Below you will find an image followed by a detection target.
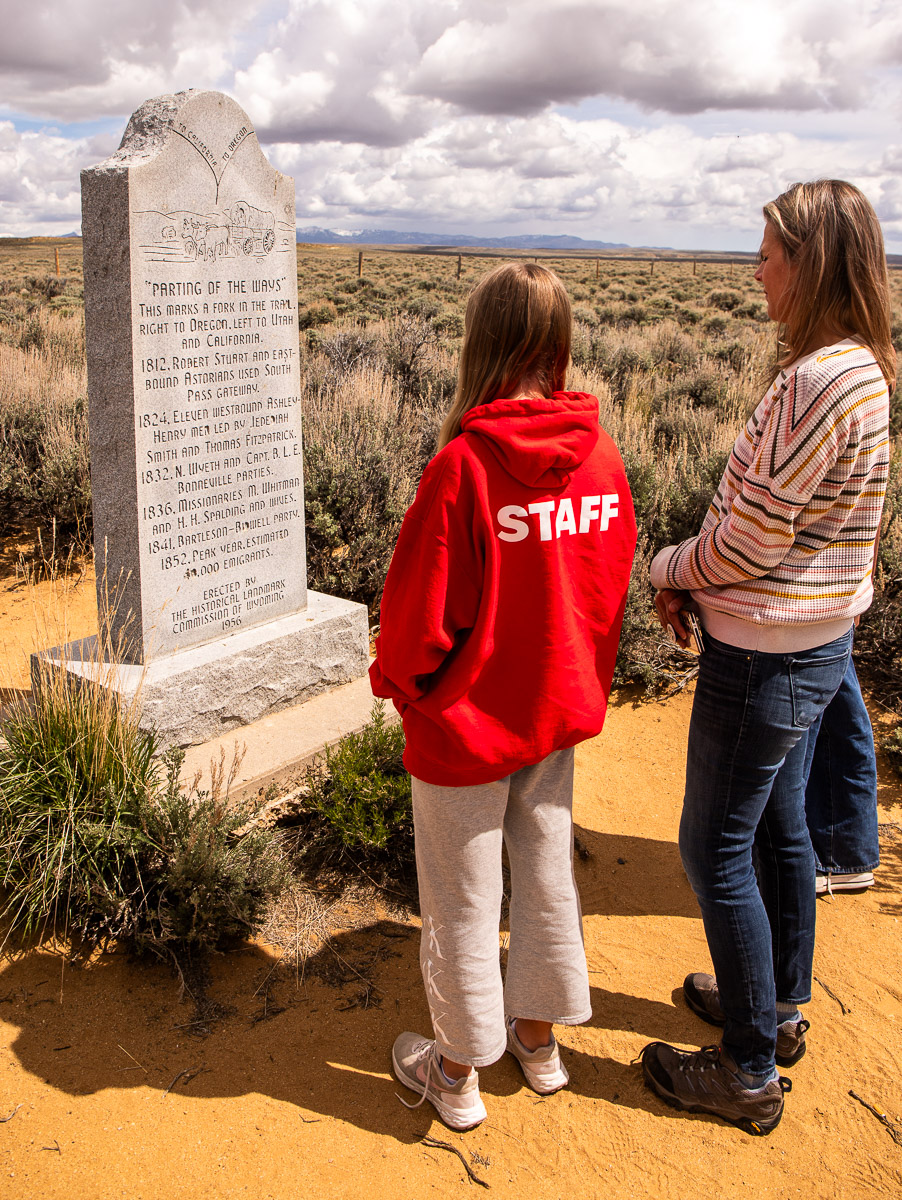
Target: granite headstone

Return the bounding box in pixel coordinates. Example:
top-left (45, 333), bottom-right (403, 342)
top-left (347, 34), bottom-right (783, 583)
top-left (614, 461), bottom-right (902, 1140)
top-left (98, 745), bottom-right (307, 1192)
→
top-left (38, 90), bottom-right (369, 746)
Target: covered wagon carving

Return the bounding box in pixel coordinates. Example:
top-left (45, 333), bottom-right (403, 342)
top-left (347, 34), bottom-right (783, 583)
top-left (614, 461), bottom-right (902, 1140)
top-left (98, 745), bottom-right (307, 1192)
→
top-left (229, 202), bottom-right (276, 255)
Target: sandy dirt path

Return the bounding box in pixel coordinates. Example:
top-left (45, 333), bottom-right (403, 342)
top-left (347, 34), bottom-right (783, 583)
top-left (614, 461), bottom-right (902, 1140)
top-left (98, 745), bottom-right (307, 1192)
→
top-left (0, 566), bottom-right (900, 1198)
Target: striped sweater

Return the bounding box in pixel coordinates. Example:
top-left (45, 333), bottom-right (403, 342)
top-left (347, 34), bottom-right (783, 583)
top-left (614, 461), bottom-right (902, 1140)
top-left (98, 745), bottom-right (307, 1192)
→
top-left (649, 340), bottom-right (890, 627)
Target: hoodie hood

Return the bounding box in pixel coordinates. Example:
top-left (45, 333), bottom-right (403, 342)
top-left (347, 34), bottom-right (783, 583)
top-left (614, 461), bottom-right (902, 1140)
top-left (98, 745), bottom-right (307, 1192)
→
top-left (460, 391), bottom-right (600, 489)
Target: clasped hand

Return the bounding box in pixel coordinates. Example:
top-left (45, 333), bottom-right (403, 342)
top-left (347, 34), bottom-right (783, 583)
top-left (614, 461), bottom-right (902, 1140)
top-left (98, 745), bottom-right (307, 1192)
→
top-left (653, 587), bottom-right (693, 648)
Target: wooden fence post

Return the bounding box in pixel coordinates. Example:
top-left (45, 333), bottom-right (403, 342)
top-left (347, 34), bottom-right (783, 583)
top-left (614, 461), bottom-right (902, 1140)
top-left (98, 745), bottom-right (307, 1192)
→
top-left (595, 259), bottom-right (599, 279)
top-left (692, 259), bottom-right (697, 276)
top-left (649, 259), bottom-right (654, 276)
top-left (357, 250), bottom-right (363, 277)
top-left (456, 255), bottom-right (462, 279)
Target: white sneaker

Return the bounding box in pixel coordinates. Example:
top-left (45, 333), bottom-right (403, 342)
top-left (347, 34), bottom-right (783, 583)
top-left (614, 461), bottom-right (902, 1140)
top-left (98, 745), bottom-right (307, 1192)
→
top-left (392, 1032), bottom-right (487, 1130)
top-left (505, 1017), bottom-right (569, 1094)
top-left (816, 871), bottom-right (875, 895)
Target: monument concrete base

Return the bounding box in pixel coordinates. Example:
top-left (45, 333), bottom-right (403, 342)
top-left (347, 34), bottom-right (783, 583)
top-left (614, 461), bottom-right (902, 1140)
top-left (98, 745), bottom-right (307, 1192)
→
top-left (179, 669), bottom-right (398, 805)
top-left (33, 590), bottom-right (370, 748)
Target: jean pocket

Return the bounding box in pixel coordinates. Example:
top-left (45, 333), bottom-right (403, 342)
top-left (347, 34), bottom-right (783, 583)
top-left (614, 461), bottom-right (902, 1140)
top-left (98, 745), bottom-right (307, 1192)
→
top-left (787, 652), bottom-right (849, 729)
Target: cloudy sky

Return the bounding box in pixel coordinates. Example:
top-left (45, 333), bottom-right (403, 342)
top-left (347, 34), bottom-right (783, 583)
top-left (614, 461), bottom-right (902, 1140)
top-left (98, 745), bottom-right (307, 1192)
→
top-left (2, 0), bottom-right (902, 249)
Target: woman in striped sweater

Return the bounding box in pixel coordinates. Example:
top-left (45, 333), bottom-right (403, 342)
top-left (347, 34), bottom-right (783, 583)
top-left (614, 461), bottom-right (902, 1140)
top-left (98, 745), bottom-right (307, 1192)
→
top-left (640, 181), bottom-right (894, 1134)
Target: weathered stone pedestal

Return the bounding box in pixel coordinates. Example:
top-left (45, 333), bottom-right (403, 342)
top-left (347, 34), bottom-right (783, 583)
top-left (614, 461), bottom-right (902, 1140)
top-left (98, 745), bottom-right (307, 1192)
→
top-left (40, 89), bottom-right (371, 747)
top-left (35, 591), bottom-right (368, 748)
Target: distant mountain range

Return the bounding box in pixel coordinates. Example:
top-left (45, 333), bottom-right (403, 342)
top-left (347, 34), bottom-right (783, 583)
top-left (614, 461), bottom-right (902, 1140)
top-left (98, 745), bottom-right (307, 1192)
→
top-left (296, 227), bottom-right (628, 250)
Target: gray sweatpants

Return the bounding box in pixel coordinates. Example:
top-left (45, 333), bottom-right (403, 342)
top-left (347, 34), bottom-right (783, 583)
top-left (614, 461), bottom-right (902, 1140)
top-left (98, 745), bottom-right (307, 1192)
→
top-left (412, 747), bottom-right (591, 1068)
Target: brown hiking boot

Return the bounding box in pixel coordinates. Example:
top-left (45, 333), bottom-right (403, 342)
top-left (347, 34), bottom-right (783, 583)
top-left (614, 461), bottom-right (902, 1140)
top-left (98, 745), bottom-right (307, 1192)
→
top-left (639, 1041), bottom-right (790, 1135)
top-left (682, 972), bottom-right (810, 1067)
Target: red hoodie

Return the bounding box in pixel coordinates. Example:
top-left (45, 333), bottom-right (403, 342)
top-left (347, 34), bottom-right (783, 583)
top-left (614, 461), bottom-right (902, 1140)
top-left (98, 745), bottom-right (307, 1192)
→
top-left (369, 391), bottom-right (637, 785)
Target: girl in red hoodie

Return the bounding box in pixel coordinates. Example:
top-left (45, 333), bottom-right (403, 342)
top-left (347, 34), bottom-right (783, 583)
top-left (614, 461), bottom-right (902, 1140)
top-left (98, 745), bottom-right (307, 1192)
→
top-left (370, 262), bottom-right (636, 1130)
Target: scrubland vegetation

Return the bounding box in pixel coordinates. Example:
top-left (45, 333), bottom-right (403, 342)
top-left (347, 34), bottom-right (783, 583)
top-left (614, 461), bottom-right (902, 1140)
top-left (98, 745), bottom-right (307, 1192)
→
top-left (2, 238), bottom-right (901, 699)
top-left (0, 237), bottom-right (900, 941)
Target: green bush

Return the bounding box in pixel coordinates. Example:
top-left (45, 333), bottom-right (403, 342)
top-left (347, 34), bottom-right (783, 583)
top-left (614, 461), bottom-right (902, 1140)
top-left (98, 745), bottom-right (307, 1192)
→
top-left (23, 275), bottom-right (68, 302)
top-left (299, 301), bottom-right (338, 329)
top-left (295, 701), bottom-right (413, 877)
top-left (883, 727), bottom-right (902, 776)
top-left (707, 289), bottom-right (744, 311)
top-left (0, 668), bottom-right (287, 954)
top-left (0, 668), bottom-right (158, 941)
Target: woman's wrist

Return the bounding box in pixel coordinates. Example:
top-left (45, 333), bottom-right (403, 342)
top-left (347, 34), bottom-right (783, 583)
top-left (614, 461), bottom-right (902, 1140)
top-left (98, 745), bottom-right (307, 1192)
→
top-left (649, 544), bottom-right (678, 590)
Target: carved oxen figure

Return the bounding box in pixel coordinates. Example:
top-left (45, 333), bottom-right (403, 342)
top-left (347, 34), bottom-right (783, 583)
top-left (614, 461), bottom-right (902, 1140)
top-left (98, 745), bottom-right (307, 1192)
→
top-left (203, 224), bottom-right (232, 262)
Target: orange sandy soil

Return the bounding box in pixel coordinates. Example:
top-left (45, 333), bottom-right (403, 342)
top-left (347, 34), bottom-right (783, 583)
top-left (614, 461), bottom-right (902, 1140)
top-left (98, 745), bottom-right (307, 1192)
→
top-left (0, 559), bottom-right (901, 1199)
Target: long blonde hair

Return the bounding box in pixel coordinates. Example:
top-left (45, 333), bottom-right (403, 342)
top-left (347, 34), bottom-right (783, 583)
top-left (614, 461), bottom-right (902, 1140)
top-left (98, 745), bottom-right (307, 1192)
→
top-left (436, 262), bottom-right (572, 451)
top-left (763, 180), bottom-right (896, 389)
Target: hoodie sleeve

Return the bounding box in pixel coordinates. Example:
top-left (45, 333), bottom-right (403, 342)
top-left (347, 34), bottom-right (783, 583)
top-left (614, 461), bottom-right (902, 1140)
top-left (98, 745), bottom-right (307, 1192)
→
top-left (369, 455), bottom-right (483, 708)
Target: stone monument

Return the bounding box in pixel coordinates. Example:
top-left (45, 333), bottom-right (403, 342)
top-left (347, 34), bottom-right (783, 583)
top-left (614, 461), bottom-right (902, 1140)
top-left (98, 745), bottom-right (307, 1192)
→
top-left (38, 90), bottom-right (369, 746)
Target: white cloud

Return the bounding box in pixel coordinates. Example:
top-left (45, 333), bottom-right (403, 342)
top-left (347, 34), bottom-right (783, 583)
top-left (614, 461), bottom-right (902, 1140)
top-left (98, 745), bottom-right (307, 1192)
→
top-left (409, 0), bottom-right (902, 116)
top-left (2, 1), bottom-right (902, 247)
top-left (0, 0), bottom-right (259, 119)
top-left (0, 122), bottom-right (117, 231)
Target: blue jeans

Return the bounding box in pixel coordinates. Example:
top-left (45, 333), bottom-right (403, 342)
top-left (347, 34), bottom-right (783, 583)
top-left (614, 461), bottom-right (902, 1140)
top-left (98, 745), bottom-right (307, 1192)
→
top-left (679, 628), bottom-right (852, 1076)
top-left (803, 656), bottom-right (879, 875)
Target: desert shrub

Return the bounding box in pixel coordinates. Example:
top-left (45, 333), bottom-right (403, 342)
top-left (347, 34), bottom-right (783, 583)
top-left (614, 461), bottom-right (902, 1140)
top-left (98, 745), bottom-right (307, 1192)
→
top-left (735, 301), bottom-right (767, 321)
top-left (571, 323), bottom-right (610, 370)
top-left (18, 317), bottom-right (44, 351)
top-left (128, 753), bottom-right (290, 957)
top-left (707, 289), bottom-right (744, 311)
top-left (711, 339), bottom-right (754, 373)
top-left (404, 295), bottom-right (442, 320)
top-left (23, 275), bottom-right (68, 302)
top-left (0, 343), bottom-right (91, 539)
top-left (382, 312), bottom-right (443, 402)
top-left (595, 304), bottom-right (621, 326)
top-left (299, 300), bottom-right (338, 328)
top-left (621, 302), bottom-right (649, 325)
top-left (654, 447), bottom-right (731, 548)
top-left (433, 309), bottom-right (464, 338)
top-left (293, 701), bottom-right (413, 876)
top-left (619, 434), bottom-right (729, 553)
top-left (318, 328), bottom-right (380, 378)
top-left (855, 446), bottom-right (902, 715)
top-left (0, 667), bottom-right (287, 953)
top-left (882, 727), bottom-right (902, 775)
top-left (648, 323), bottom-right (697, 368)
top-left (674, 305), bottom-right (702, 326)
top-left (303, 368), bottom-right (422, 612)
top-left (664, 363), bottom-right (729, 409)
top-left (613, 544), bottom-right (699, 691)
